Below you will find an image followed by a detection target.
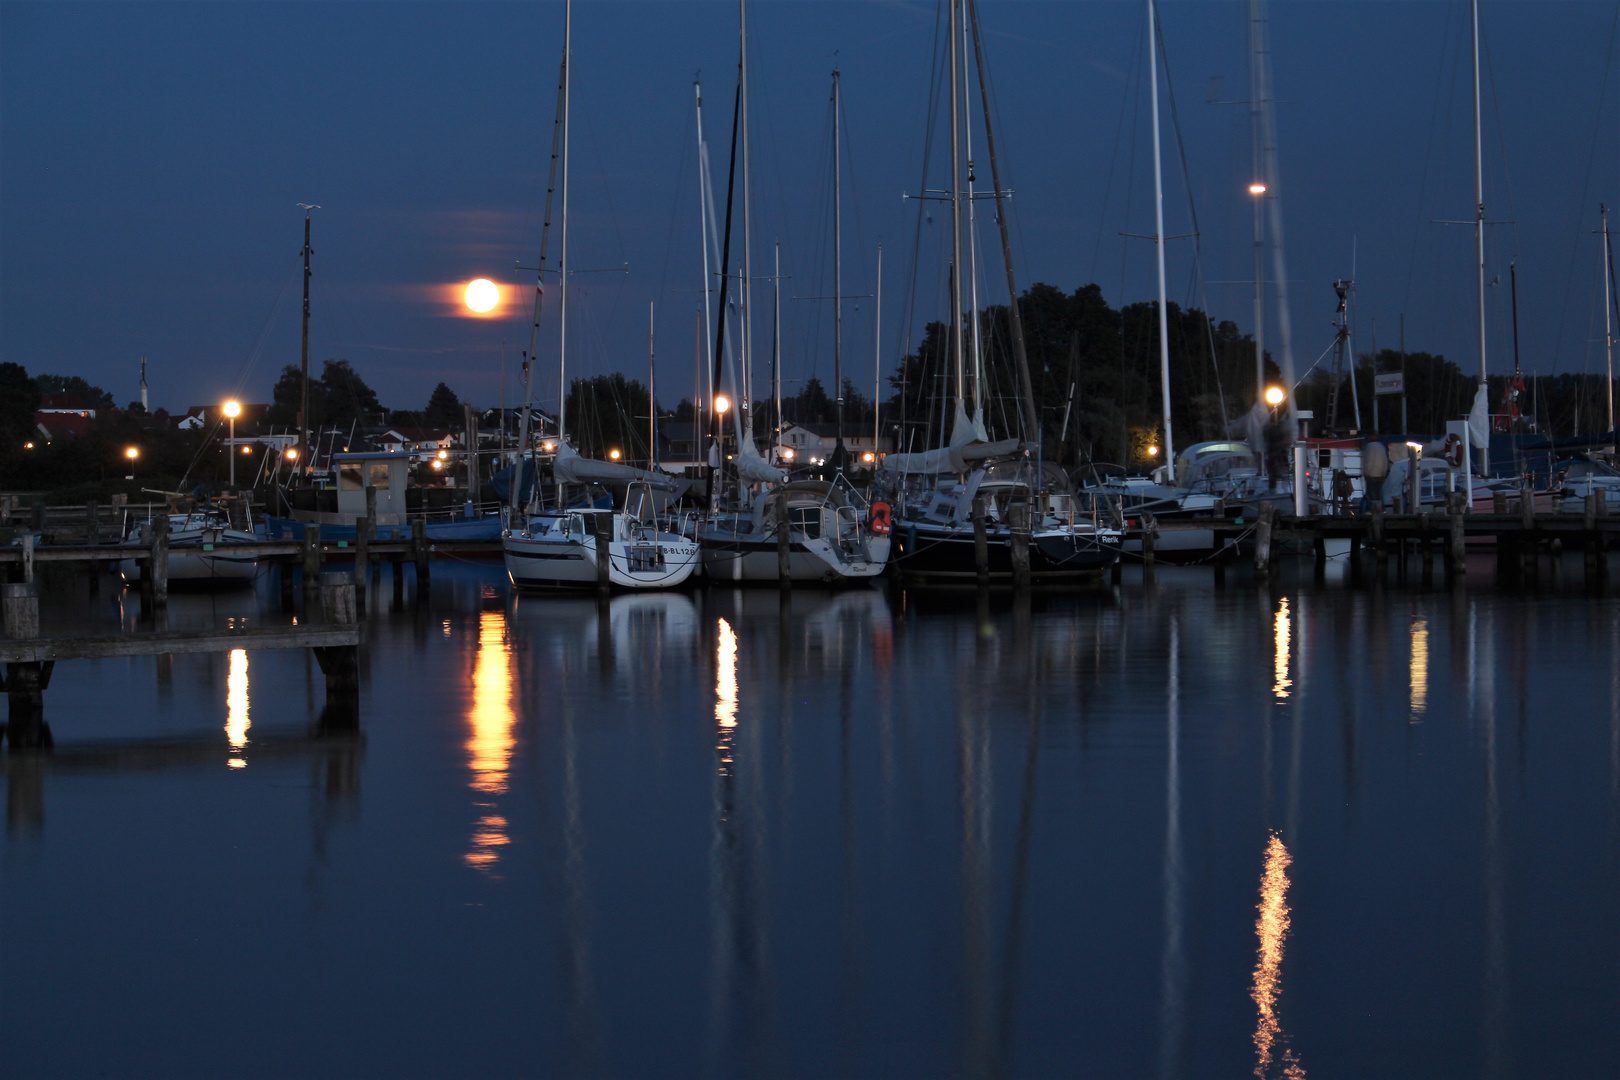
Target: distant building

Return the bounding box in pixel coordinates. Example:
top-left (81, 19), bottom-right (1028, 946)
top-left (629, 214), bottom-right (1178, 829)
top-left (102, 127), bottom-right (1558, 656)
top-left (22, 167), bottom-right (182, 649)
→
top-left (182, 403), bottom-right (271, 427)
top-left (377, 427), bottom-right (456, 457)
top-left (34, 412), bottom-right (94, 442)
top-left (37, 393), bottom-right (95, 420)
top-left (775, 422), bottom-right (891, 465)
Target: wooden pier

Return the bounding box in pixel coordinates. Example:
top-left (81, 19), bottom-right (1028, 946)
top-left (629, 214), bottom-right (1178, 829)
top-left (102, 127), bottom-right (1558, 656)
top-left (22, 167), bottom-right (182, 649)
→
top-left (0, 572), bottom-right (364, 751)
top-left (1119, 492), bottom-right (1617, 588)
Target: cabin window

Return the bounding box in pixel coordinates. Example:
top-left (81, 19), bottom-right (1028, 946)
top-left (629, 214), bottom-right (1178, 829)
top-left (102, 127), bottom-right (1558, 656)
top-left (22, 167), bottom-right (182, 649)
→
top-left (339, 464), bottom-right (364, 492)
top-left (368, 463), bottom-right (391, 490)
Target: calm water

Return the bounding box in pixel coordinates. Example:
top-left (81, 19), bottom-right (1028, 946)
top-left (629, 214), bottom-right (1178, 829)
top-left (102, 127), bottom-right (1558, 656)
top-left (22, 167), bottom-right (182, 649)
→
top-left (3, 559), bottom-right (1618, 1078)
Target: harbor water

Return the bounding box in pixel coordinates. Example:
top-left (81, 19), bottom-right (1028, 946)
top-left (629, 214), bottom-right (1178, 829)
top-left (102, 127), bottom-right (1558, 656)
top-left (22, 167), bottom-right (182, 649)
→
top-left (3, 560), bottom-right (1617, 1078)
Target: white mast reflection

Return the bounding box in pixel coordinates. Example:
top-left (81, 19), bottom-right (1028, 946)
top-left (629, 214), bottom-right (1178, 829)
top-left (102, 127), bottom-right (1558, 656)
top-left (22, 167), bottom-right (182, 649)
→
top-left (1159, 616), bottom-right (1185, 1079)
top-left (226, 648), bottom-right (249, 768)
top-left (465, 610), bottom-right (516, 876)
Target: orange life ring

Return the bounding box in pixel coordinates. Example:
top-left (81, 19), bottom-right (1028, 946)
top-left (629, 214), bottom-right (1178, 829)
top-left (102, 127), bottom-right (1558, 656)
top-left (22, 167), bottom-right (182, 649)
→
top-left (869, 501), bottom-right (893, 535)
top-left (1442, 433), bottom-right (1464, 468)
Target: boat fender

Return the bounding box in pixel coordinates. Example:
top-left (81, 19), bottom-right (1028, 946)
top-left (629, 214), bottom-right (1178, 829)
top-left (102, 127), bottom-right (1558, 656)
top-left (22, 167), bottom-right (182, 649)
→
top-left (1442, 433), bottom-right (1464, 468)
top-left (869, 501), bottom-right (893, 535)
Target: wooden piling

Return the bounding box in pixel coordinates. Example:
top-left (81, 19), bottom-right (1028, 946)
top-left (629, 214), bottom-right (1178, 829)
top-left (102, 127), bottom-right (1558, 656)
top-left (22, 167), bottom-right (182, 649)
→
top-left (312, 571), bottom-right (361, 729)
top-left (2, 582), bottom-right (50, 749)
top-left (20, 533), bottom-right (34, 585)
top-left (776, 492), bottom-right (792, 588)
top-left (150, 513), bottom-right (169, 606)
top-left (1009, 502), bottom-right (1032, 592)
top-left (412, 518), bottom-right (430, 600)
top-left (302, 524), bottom-right (322, 596)
top-left (972, 495), bottom-right (989, 588)
top-left (1493, 490), bottom-right (1507, 515)
top-left (1254, 502), bottom-right (1275, 578)
top-left (592, 512), bottom-right (613, 595)
top-left (353, 516), bottom-right (370, 610)
top-left (1447, 494), bottom-right (1466, 578)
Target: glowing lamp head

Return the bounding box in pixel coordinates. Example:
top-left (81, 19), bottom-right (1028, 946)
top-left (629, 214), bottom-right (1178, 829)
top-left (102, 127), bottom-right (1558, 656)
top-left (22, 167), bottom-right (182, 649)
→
top-left (285, 448), bottom-right (299, 461)
top-left (436, 449), bottom-right (448, 460)
top-left (608, 448), bottom-right (622, 461)
top-left (1249, 182), bottom-right (1268, 196)
top-left (541, 440), bottom-right (556, 453)
top-left (862, 451), bottom-right (875, 463)
top-left (1147, 444), bottom-right (1160, 457)
top-left (431, 458), bottom-right (443, 470)
top-left (1265, 385), bottom-right (1286, 407)
top-left (464, 278), bottom-right (500, 314)
top-left (241, 445), bottom-right (252, 454)
top-left (125, 446), bottom-right (139, 460)
top-left (1406, 440), bottom-right (1424, 456)
top-left (24, 441), bottom-right (33, 450)
top-left (222, 400), bottom-right (241, 419)
top-left (781, 447), bottom-right (795, 460)
top-left (714, 395), bottom-right (731, 414)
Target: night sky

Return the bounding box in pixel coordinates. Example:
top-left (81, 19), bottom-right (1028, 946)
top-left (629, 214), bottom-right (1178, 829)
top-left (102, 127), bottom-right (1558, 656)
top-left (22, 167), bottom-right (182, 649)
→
top-left (2, 1), bottom-right (1616, 419)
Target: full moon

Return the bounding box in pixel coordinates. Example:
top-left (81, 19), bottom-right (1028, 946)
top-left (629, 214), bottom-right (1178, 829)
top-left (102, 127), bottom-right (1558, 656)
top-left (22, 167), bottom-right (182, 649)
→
top-left (464, 278), bottom-right (500, 314)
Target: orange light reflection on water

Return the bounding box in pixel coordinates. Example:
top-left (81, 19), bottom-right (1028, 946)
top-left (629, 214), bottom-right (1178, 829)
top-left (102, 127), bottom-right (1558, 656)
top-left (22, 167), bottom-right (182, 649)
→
top-left (1272, 599), bottom-right (1292, 701)
top-left (1251, 831), bottom-right (1305, 1079)
top-left (716, 618), bottom-right (738, 777)
top-left (226, 648), bottom-right (249, 768)
top-left (465, 611), bottom-right (516, 875)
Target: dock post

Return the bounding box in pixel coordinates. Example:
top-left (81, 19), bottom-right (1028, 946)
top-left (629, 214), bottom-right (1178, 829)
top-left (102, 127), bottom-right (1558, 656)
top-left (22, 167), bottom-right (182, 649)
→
top-left (391, 552), bottom-right (405, 607)
top-left (592, 513), bottom-right (613, 595)
top-left (1446, 493), bottom-right (1466, 579)
top-left (1254, 502), bottom-right (1274, 579)
top-left (1009, 503), bottom-right (1032, 592)
top-left (776, 492), bottom-right (792, 588)
top-left (313, 571), bottom-right (360, 730)
top-left (150, 513), bottom-right (169, 607)
top-left (302, 524), bottom-right (322, 598)
top-left (1140, 512), bottom-right (1157, 585)
top-left (20, 533), bottom-right (34, 585)
top-left (412, 518), bottom-right (430, 602)
top-left (972, 495), bottom-right (989, 588)
top-left (1493, 490), bottom-right (1507, 515)
top-left (2, 582), bottom-right (51, 749)
top-left (353, 516), bottom-right (370, 611)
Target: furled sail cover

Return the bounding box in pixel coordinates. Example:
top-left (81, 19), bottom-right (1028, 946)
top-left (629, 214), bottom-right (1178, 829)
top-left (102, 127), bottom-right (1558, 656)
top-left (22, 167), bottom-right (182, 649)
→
top-left (882, 436), bottom-right (1022, 476)
top-left (552, 443), bottom-right (690, 496)
top-left (1467, 384), bottom-right (1490, 450)
top-left (734, 419), bottom-right (786, 484)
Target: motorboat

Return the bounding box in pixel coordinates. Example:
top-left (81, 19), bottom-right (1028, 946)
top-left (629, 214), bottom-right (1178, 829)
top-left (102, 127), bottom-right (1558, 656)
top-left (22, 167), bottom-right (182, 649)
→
top-left (696, 480), bottom-right (890, 585)
top-left (505, 506), bottom-right (699, 591)
top-left (115, 508), bottom-right (260, 587)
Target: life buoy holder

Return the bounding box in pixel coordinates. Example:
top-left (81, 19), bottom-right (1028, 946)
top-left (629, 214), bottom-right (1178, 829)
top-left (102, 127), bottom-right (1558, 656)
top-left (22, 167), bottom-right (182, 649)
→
top-left (1442, 433), bottom-right (1464, 468)
top-left (869, 501), bottom-right (893, 535)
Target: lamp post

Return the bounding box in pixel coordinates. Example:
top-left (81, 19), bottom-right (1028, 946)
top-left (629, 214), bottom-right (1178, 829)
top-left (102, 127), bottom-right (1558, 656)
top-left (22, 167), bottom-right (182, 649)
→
top-left (124, 446), bottom-right (139, 481)
top-left (223, 400), bottom-right (242, 487)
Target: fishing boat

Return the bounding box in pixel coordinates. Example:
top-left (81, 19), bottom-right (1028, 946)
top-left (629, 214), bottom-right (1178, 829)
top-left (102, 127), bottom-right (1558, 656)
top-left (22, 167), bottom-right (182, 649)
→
top-left (115, 508), bottom-right (260, 587)
top-left (264, 451), bottom-right (503, 541)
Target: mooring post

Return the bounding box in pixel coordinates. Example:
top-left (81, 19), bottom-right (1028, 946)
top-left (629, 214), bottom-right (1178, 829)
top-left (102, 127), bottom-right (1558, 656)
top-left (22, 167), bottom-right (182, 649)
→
top-left (972, 495), bottom-right (989, 588)
top-left (1009, 502), bottom-right (1032, 592)
top-left (313, 571), bottom-right (360, 730)
top-left (391, 552), bottom-right (405, 607)
top-left (20, 533), bottom-right (34, 585)
top-left (353, 516), bottom-right (370, 611)
top-left (150, 513), bottom-right (169, 607)
top-left (592, 512), bottom-right (613, 595)
top-left (85, 497), bottom-right (100, 544)
top-left (302, 524), bottom-right (322, 598)
top-left (1493, 490), bottom-right (1507, 516)
top-left (1519, 483), bottom-right (1538, 581)
top-left (2, 582), bottom-right (51, 750)
top-left (412, 517), bottom-right (430, 601)
top-left (1254, 502), bottom-right (1274, 579)
top-left (776, 492), bottom-right (792, 588)
top-left (1141, 511), bottom-right (1157, 585)
top-left (1447, 493), bottom-right (1466, 579)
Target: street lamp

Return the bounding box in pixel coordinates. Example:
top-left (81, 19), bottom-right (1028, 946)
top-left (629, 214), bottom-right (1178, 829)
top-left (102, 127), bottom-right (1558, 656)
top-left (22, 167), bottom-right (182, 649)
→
top-left (223, 400), bottom-right (242, 486)
top-left (1265, 385), bottom-right (1286, 407)
top-left (608, 448), bottom-right (622, 461)
top-left (124, 446), bottom-right (139, 480)
top-left (714, 395), bottom-right (731, 415)
top-left (1249, 182), bottom-right (1268, 196)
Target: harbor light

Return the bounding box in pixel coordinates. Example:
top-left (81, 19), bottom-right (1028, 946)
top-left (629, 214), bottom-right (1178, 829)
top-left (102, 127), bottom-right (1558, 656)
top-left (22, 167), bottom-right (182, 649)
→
top-left (125, 446), bottom-right (139, 461)
top-left (714, 395), bottom-right (731, 414)
top-left (781, 447), bottom-right (795, 460)
top-left (285, 447), bottom-right (299, 461)
top-left (464, 278), bottom-right (500, 314)
top-left (242, 445), bottom-right (252, 454)
top-left (223, 400), bottom-right (241, 486)
top-left (437, 449), bottom-right (449, 460)
top-left (222, 400), bottom-right (241, 419)
top-left (608, 448), bottom-right (622, 461)
top-left (1147, 444), bottom-right (1160, 457)
top-left (431, 458), bottom-right (443, 470)
top-left (862, 451), bottom-right (875, 463)
top-left (541, 441), bottom-right (556, 453)
top-left (1265, 385), bottom-right (1286, 407)
top-left (125, 445), bottom-right (139, 480)
top-left (24, 441), bottom-right (33, 450)
top-left (1249, 182), bottom-right (1267, 196)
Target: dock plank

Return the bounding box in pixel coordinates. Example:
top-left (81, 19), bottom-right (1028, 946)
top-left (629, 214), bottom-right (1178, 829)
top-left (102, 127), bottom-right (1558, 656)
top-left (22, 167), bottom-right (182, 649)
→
top-left (0, 624), bottom-right (362, 662)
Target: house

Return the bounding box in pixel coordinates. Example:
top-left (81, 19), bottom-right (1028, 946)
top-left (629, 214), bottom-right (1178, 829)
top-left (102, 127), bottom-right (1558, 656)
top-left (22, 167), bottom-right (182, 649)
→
top-left (182, 403), bottom-right (271, 427)
top-left (775, 422), bottom-right (892, 465)
top-left (377, 427), bottom-right (456, 458)
top-left (34, 412), bottom-right (94, 442)
top-left (38, 393), bottom-right (96, 420)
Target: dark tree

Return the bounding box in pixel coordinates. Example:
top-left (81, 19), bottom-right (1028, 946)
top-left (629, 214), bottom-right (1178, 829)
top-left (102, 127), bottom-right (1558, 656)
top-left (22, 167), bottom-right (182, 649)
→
top-left (319, 360), bottom-right (381, 426)
top-left (423, 382), bottom-right (462, 427)
top-left (33, 373), bottom-right (115, 409)
top-left (0, 362), bottom-right (41, 461)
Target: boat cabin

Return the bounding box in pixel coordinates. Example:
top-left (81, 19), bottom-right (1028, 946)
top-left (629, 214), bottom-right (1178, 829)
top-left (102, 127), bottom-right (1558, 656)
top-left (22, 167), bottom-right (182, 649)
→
top-left (333, 452), bottom-right (410, 525)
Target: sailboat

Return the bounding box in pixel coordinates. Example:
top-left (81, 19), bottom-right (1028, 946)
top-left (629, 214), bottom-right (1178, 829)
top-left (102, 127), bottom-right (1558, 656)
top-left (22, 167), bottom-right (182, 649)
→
top-left (693, 10), bottom-right (891, 585)
top-left (883, 0), bottom-right (1121, 584)
top-left (502, 0), bottom-right (699, 592)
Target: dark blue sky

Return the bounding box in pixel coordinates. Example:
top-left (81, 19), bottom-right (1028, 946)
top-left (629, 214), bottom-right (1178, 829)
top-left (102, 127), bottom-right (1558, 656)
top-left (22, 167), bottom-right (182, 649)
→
top-left (2, 1), bottom-right (1616, 418)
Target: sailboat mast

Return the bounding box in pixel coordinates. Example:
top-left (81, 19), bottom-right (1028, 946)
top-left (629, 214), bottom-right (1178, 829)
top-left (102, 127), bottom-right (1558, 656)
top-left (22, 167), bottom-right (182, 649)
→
top-left (1472, 0), bottom-right (1487, 389)
top-left (1249, 0), bottom-right (1266, 403)
top-left (834, 68), bottom-right (845, 455)
top-left (694, 80), bottom-right (714, 444)
top-left (947, 0), bottom-right (965, 408)
top-left (558, 0), bottom-right (572, 450)
top-left (774, 242), bottom-right (782, 456)
top-left (1148, 0), bottom-right (1175, 465)
top-left (874, 244), bottom-right (883, 453)
top-left (649, 301), bottom-right (657, 467)
top-left (961, 5), bottom-right (982, 422)
top-left (299, 207), bottom-right (313, 471)
top-left (1605, 205), bottom-right (1616, 438)
top-left (740, 0), bottom-right (753, 420)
